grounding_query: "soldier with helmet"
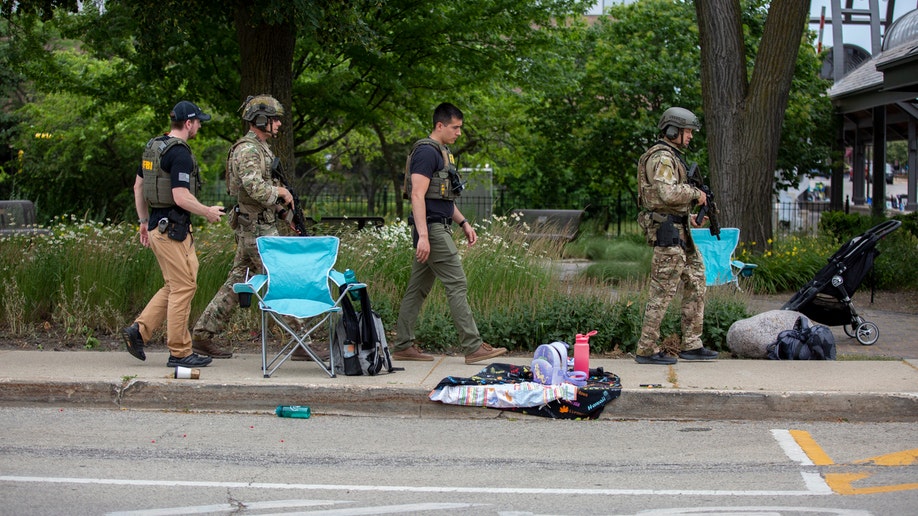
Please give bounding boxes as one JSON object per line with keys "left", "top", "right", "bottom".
{"left": 190, "top": 94, "right": 295, "bottom": 359}
{"left": 634, "top": 106, "right": 718, "bottom": 364}
{"left": 122, "top": 100, "right": 225, "bottom": 369}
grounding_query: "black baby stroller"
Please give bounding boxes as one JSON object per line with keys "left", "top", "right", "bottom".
{"left": 781, "top": 220, "right": 901, "bottom": 346}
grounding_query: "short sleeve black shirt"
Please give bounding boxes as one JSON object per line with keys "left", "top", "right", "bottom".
{"left": 410, "top": 143, "right": 454, "bottom": 219}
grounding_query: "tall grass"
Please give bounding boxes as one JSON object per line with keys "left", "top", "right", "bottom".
{"left": 1, "top": 214, "right": 751, "bottom": 354}
{"left": 0, "top": 215, "right": 236, "bottom": 343}
{"left": 334, "top": 216, "right": 572, "bottom": 350}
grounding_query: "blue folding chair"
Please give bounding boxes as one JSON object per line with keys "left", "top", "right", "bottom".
{"left": 233, "top": 236, "right": 355, "bottom": 378}
{"left": 690, "top": 227, "right": 757, "bottom": 291}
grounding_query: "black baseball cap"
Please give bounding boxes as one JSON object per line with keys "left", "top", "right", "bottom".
{"left": 170, "top": 101, "right": 212, "bottom": 122}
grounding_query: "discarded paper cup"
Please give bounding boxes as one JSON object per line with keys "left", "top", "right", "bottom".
{"left": 237, "top": 292, "right": 252, "bottom": 308}
{"left": 174, "top": 366, "right": 201, "bottom": 379}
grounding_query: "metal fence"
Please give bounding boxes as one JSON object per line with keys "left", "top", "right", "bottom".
{"left": 773, "top": 200, "right": 832, "bottom": 235}
{"left": 199, "top": 184, "right": 846, "bottom": 238}
{"left": 199, "top": 185, "right": 643, "bottom": 234}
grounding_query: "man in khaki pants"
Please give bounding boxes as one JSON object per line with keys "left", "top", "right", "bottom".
{"left": 122, "top": 101, "right": 225, "bottom": 368}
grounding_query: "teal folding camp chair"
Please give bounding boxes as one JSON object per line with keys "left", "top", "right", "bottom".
{"left": 233, "top": 236, "right": 354, "bottom": 378}
{"left": 690, "top": 227, "right": 757, "bottom": 291}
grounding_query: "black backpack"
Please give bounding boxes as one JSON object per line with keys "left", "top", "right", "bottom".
{"left": 767, "top": 316, "right": 836, "bottom": 360}
{"left": 331, "top": 286, "right": 396, "bottom": 376}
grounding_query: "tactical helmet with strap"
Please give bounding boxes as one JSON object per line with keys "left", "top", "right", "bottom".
{"left": 658, "top": 107, "right": 701, "bottom": 140}
{"left": 241, "top": 94, "right": 284, "bottom": 130}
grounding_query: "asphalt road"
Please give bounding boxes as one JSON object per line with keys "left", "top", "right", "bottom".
{"left": 1, "top": 407, "right": 916, "bottom": 515}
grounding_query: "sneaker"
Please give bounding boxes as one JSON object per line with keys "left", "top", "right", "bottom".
{"left": 167, "top": 353, "right": 213, "bottom": 368}
{"left": 391, "top": 344, "right": 435, "bottom": 361}
{"left": 634, "top": 352, "right": 677, "bottom": 365}
{"left": 191, "top": 337, "right": 233, "bottom": 359}
{"left": 121, "top": 323, "right": 146, "bottom": 362}
{"left": 678, "top": 347, "right": 719, "bottom": 361}
{"left": 464, "top": 342, "right": 508, "bottom": 365}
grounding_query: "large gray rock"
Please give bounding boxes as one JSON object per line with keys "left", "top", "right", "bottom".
{"left": 727, "top": 310, "right": 806, "bottom": 358}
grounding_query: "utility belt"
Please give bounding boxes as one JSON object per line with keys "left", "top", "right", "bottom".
{"left": 408, "top": 215, "right": 452, "bottom": 227}
{"left": 156, "top": 208, "right": 192, "bottom": 242}
{"left": 408, "top": 215, "right": 452, "bottom": 249}
{"left": 229, "top": 204, "right": 274, "bottom": 231}
{"left": 650, "top": 212, "right": 688, "bottom": 226}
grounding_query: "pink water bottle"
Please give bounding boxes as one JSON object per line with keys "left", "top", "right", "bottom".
{"left": 573, "top": 330, "right": 597, "bottom": 375}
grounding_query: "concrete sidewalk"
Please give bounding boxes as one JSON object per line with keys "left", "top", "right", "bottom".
{"left": 1, "top": 291, "right": 916, "bottom": 422}
{"left": 0, "top": 348, "right": 915, "bottom": 422}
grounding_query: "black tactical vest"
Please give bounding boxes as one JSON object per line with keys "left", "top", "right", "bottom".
{"left": 403, "top": 138, "right": 462, "bottom": 201}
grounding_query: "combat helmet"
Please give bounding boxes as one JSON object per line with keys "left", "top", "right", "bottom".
{"left": 657, "top": 107, "right": 701, "bottom": 139}
{"left": 241, "top": 94, "right": 284, "bottom": 129}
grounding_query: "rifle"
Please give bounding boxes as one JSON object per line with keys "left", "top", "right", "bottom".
{"left": 270, "top": 157, "right": 310, "bottom": 236}
{"left": 687, "top": 162, "right": 720, "bottom": 240}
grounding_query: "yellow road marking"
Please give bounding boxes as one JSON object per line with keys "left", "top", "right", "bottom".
{"left": 789, "top": 429, "right": 834, "bottom": 465}
{"left": 790, "top": 430, "right": 918, "bottom": 495}
{"left": 854, "top": 448, "right": 918, "bottom": 466}
{"left": 825, "top": 472, "right": 918, "bottom": 495}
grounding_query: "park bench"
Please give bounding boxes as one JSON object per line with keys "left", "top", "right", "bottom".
{"left": 304, "top": 216, "right": 385, "bottom": 234}
{"left": 509, "top": 209, "right": 585, "bottom": 242}
{"left": 0, "top": 200, "right": 51, "bottom": 236}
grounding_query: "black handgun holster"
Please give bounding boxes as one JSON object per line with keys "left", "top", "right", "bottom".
{"left": 654, "top": 219, "right": 681, "bottom": 248}
{"left": 166, "top": 209, "right": 190, "bottom": 242}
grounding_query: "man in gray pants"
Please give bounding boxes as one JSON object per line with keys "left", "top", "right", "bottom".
{"left": 392, "top": 102, "right": 507, "bottom": 365}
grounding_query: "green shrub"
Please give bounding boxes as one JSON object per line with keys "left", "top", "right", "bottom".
{"left": 739, "top": 213, "right": 918, "bottom": 293}
{"left": 737, "top": 234, "right": 839, "bottom": 294}
{"left": 0, "top": 215, "right": 839, "bottom": 355}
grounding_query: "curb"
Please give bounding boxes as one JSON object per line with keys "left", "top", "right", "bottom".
{"left": 2, "top": 379, "right": 915, "bottom": 422}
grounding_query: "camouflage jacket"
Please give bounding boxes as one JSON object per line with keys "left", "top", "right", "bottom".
{"left": 637, "top": 141, "right": 699, "bottom": 215}
{"left": 226, "top": 131, "right": 280, "bottom": 224}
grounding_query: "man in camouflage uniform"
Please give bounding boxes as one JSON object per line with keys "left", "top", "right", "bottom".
{"left": 635, "top": 107, "right": 718, "bottom": 365}
{"left": 190, "top": 95, "right": 294, "bottom": 358}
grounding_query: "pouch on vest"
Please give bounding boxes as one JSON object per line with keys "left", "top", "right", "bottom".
{"left": 637, "top": 211, "right": 655, "bottom": 246}
{"left": 228, "top": 205, "right": 240, "bottom": 230}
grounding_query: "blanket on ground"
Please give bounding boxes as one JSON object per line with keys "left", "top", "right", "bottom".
{"left": 429, "top": 363, "right": 622, "bottom": 419}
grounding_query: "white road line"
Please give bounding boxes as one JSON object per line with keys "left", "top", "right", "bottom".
{"left": 772, "top": 428, "right": 815, "bottom": 466}
{"left": 772, "top": 428, "right": 834, "bottom": 495}
{"left": 801, "top": 472, "right": 835, "bottom": 495}
{"left": 107, "top": 499, "right": 345, "bottom": 516}
{"left": 632, "top": 508, "right": 870, "bottom": 515}
{"left": 0, "top": 475, "right": 830, "bottom": 497}
{"left": 107, "top": 501, "right": 481, "bottom": 516}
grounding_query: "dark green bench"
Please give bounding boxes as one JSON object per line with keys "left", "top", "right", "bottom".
{"left": 509, "top": 209, "right": 584, "bottom": 242}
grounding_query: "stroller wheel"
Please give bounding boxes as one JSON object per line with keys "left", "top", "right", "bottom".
{"left": 855, "top": 321, "right": 879, "bottom": 346}
{"left": 844, "top": 325, "right": 857, "bottom": 338}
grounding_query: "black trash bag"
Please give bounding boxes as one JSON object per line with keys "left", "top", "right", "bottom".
{"left": 807, "top": 324, "right": 837, "bottom": 360}
{"left": 767, "top": 316, "right": 835, "bottom": 360}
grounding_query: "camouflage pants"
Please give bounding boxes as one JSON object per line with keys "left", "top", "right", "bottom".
{"left": 192, "top": 223, "right": 277, "bottom": 339}
{"left": 636, "top": 243, "right": 706, "bottom": 356}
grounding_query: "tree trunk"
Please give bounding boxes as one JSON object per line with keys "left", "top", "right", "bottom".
{"left": 233, "top": 5, "right": 296, "bottom": 176}
{"left": 373, "top": 123, "right": 407, "bottom": 220}
{"left": 696, "top": 0, "right": 808, "bottom": 251}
